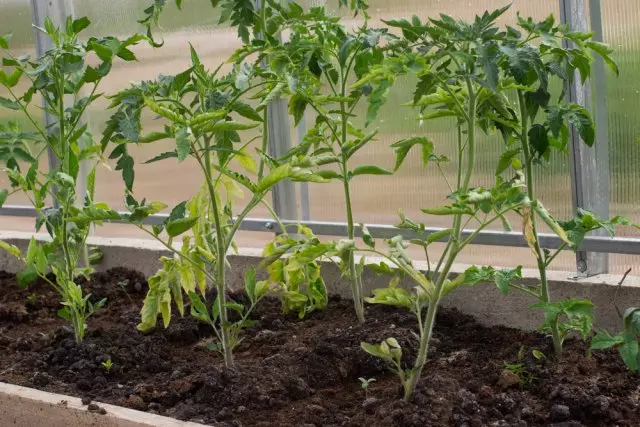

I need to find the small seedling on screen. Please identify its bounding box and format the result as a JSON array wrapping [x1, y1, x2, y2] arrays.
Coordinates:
[[26, 294, 39, 305], [358, 377, 376, 398], [504, 347, 536, 387], [590, 269, 640, 372], [101, 358, 113, 372], [532, 349, 546, 361]]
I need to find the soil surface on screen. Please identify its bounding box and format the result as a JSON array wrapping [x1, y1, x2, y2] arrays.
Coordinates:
[[0, 268, 638, 427]]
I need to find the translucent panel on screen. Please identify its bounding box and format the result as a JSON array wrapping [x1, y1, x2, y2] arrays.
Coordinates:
[[302, 0, 574, 269], [0, 0, 45, 217], [601, 0, 640, 273], [69, 1, 241, 214]]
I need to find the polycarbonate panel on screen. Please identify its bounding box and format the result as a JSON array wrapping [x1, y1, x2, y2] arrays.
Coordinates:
[[301, 0, 575, 269], [601, 1, 640, 273], [0, 0, 42, 210], [71, 0, 268, 243]]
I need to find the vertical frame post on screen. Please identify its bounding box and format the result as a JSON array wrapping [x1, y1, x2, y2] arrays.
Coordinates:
[[29, 0, 90, 209], [255, 0, 300, 229], [30, 0, 75, 177], [560, 0, 610, 276]]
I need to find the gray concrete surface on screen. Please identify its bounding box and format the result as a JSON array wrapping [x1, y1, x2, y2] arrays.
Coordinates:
[[0, 382, 207, 427], [1, 230, 639, 332]]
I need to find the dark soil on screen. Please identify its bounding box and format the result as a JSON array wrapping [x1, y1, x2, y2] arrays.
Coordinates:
[[0, 268, 638, 427]]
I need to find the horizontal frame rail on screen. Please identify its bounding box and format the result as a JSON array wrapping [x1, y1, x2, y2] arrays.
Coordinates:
[[2, 205, 640, 255]]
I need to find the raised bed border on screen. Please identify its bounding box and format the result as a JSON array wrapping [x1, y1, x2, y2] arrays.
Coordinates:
[[1, 230, 638, 332], [0, 381, 207, 427]]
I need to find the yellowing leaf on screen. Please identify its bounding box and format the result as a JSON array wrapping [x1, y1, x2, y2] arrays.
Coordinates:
[[236, 147, 257, 174], [0, 240, 22, 259], [522, 206, 537, 257]]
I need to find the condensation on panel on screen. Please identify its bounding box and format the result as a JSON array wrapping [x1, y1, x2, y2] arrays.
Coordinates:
[[601, 0, 640, 273]]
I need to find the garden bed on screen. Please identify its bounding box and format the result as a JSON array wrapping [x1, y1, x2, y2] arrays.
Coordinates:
[[0, 268, 638, 427]]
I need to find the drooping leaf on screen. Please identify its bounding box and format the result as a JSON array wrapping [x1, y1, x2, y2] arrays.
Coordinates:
[[351, 164, 393, 178], [166, 217, 198, 238], [494, 266, 523, 294], [176, 126, 191, 161], [390, 137, 434, 171], [590, 331, 625, 350], [496, 149, 521, 176]]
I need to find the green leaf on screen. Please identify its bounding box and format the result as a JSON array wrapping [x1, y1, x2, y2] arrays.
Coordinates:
[[390, 137, 434, 171], [288, 95, 307, 126], [590, 331, 625, 350], [189, 292, 212, 323], [528, 124, 549, 159], [72, 17, 91, 34], [0, 96, 20, 110], [338, 36, 357, 67], [480, 43, 499, 92], [166, 217, 198, 238], [231, 101, 263, 122], [116, 154, 134, 191], [365, 287, 415, 310], [0, 240, 22, 258], [0, 32, 11, 49], [421, 206, 474, 216], [143, 151, 178, 164], [496, 149, 521, 176], [360, 341, 392, 361], [418, 110, 457, 121], [176, 127, 190, 161], [533, 202, 572, 246], [351, 164, 393, 178], [568, 104, 595, 147], [362, 224, 375, 248], [17, 265, 38, 288], [426, 228, 453, 244], [245, 267, 257, 302], [586, 41, 619, 75], [315, 170, 342, 180], [623, 307, 640, 334], [494, 266, 523, 294], [618, 332, 640, 372], [0, 189, 7, 207], [237, 147, 257, 174], [366, 79, 390, 127], [211, 120, 259, 132]]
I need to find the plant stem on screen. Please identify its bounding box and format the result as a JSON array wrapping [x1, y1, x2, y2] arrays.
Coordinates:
[[340, 89, 365, 324], [404, 81, 477, 402], [202, 138, 234, 369], [517, 90, 562, 358]]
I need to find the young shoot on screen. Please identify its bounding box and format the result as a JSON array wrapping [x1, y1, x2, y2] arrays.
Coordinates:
[[101, 46, 326, 369], [261, 225, 329, 319], [590, 270, 640, 372], [355, 6, 550, 402], [233, 3, 397, 324], [479, 12, 637, 358], [0, 19, 145, 343]]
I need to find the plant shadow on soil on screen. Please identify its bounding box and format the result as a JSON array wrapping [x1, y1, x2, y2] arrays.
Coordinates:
[[0, 268, 638, 427]]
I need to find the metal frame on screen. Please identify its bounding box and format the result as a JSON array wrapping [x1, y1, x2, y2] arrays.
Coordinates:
[[3, 204, 640, 255], [2, 0, 638, 268], [560, 0, 612, 276]]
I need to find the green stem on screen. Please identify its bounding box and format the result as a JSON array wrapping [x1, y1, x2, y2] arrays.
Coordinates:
[[517, 90, 562, 358], [545, 243, 568, 268], [404, 80, 477, 402], [200, 139, 234, 369], [340, 93, 365, 324]]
